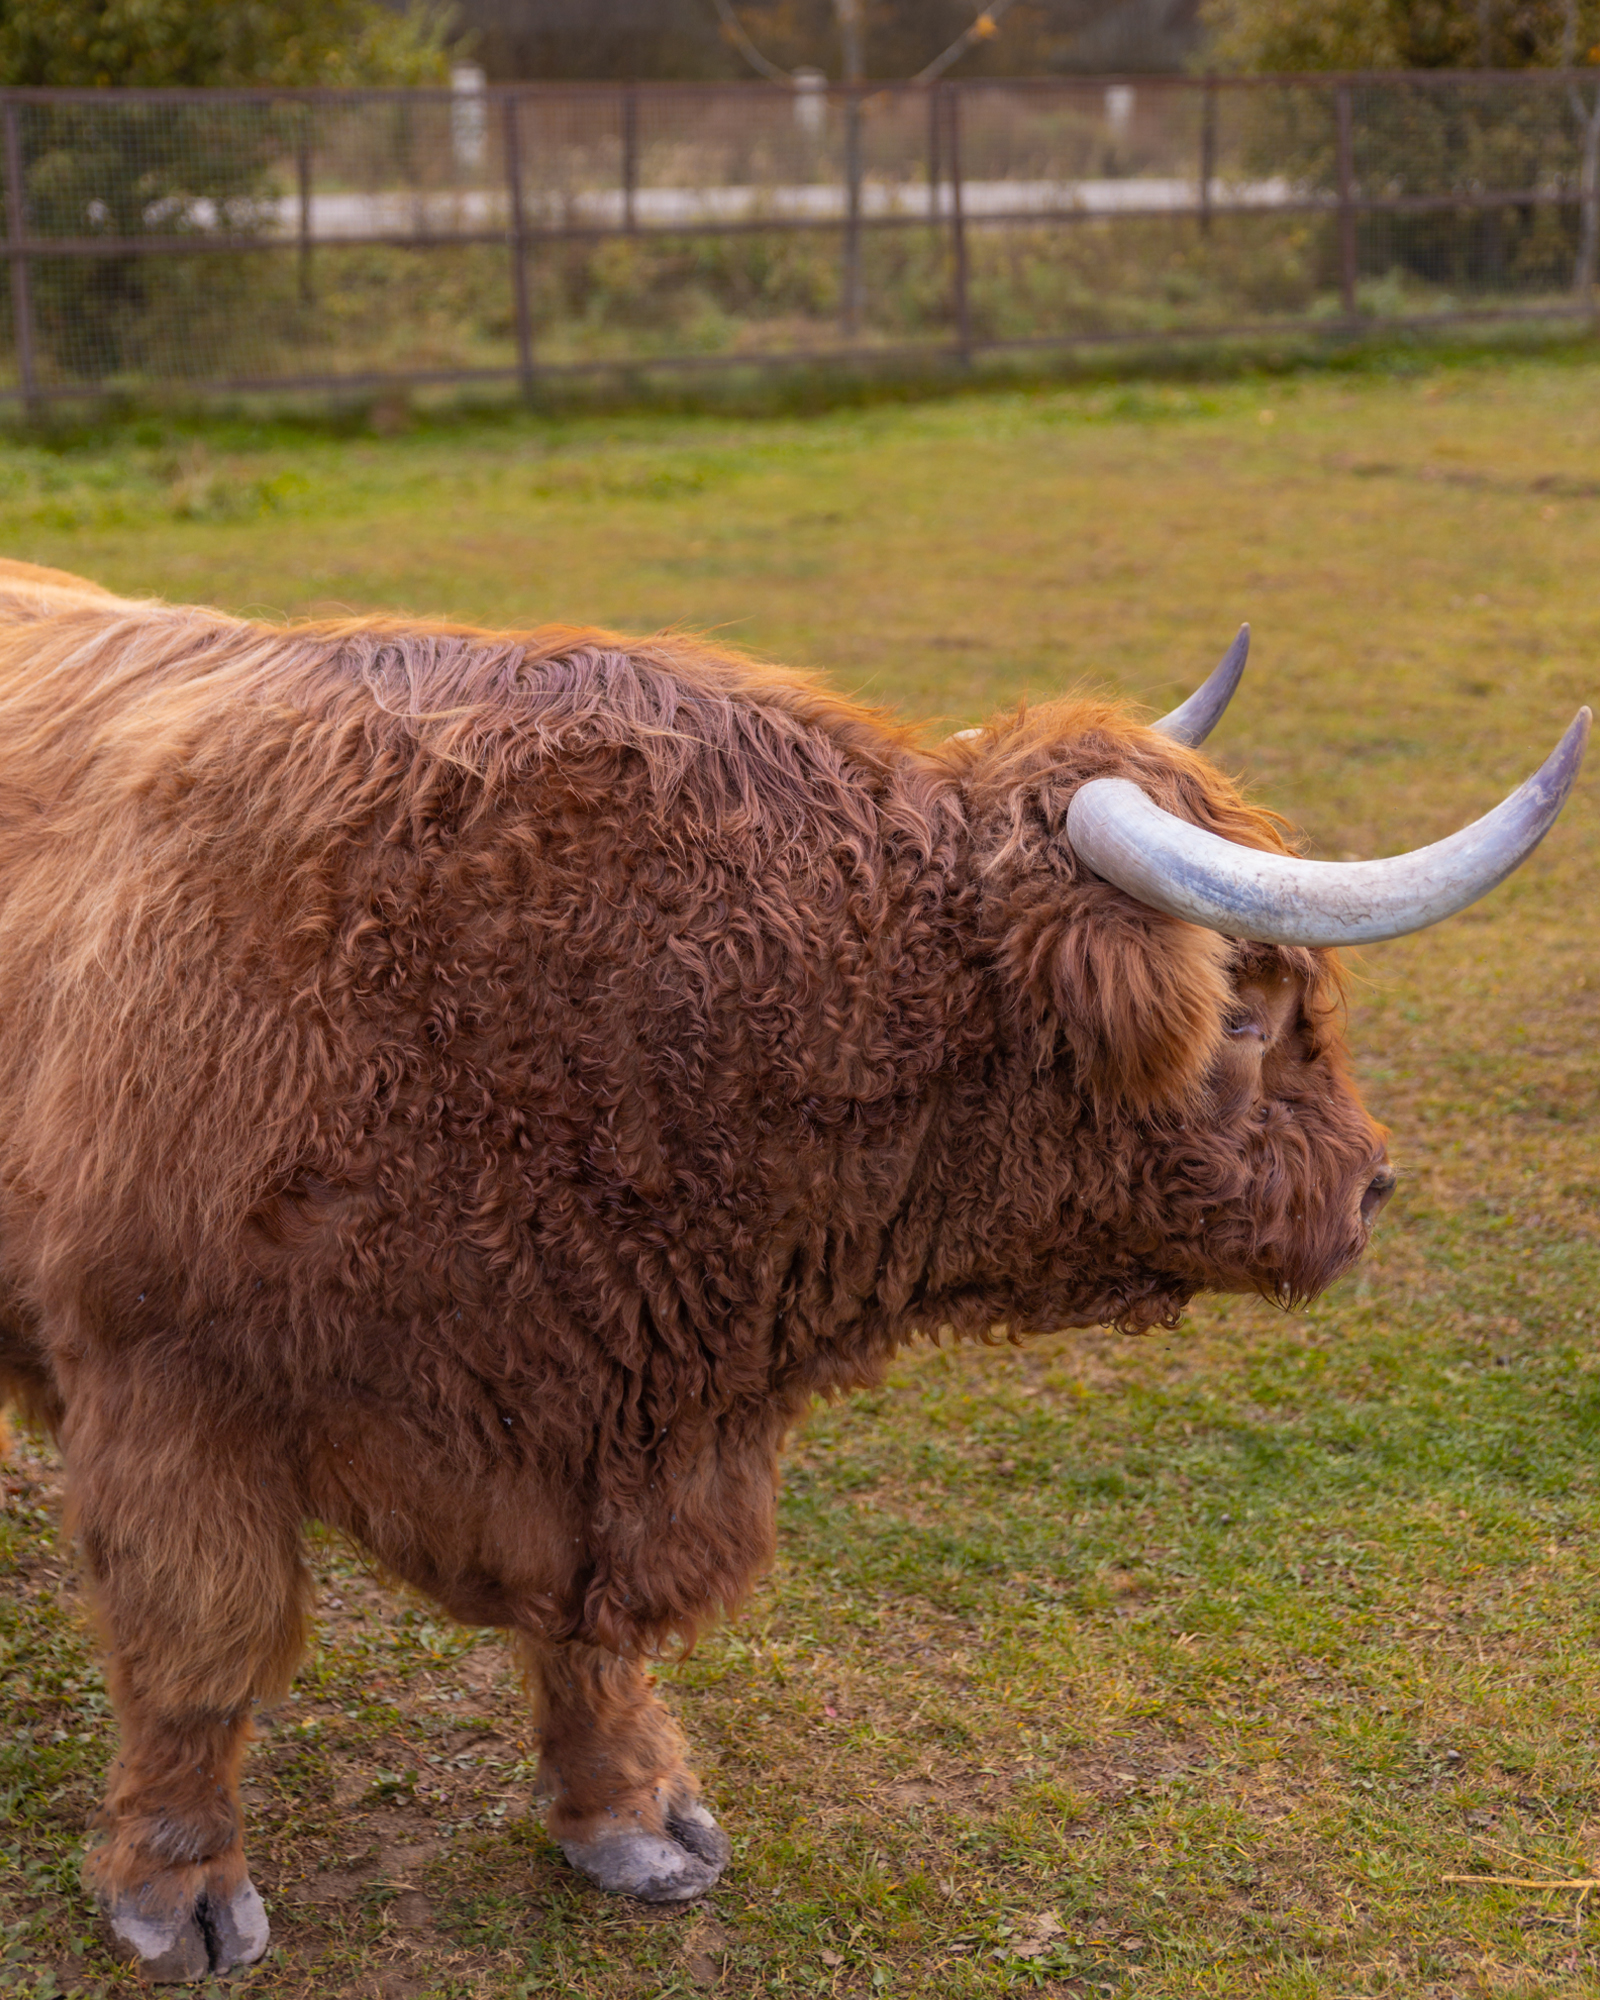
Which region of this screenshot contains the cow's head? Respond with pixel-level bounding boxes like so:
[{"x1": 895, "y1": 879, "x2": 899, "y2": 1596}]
[{"x1": 950, "y1": 632, "x2": 1587, "y2": 1333}]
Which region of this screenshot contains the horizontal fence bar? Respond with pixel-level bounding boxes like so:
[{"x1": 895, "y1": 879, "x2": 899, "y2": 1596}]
[
  {"x1": 0, "y1": 302, "x2": 1586, "y2": 405},
  {"x1": 2, "y1": 188, "x2": 1588, "y2": 260},
  {"x1": 0, "y1": 69, "x2": 1596, "y2": 104}
]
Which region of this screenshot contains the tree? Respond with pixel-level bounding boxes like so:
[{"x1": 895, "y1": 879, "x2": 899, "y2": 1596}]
[
  {"x1": 0, "y1": 2, "x2": 454, "y2": 380},
  {"x1": 1201, "y1": 0, "x2": 1600, "y2": 302},
  {"x1": 0, "y1": 0, "x2": 453, "y2": 89},
  {"x1": 1200, "y1": 0, "x2": 1600, "y2": 73}
]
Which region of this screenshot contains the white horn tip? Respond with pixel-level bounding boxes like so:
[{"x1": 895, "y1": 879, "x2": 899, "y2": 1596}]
[{"x1": 1532, "y1": 706, "x2": 1591, "y2": 816}]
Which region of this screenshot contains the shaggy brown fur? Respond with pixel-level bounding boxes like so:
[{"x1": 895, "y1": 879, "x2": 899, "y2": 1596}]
[{"x1": 0, "y1": 562, "x2": 1386, "y2": 1970}]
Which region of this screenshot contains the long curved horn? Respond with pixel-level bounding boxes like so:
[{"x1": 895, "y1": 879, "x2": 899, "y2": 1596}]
[
  {"x1": 1066, "y1": 708, "x2": 1590, "y2": 947},
  {"x1": 1151, "y1": 625, "x2": 1249, "y2": 746}
]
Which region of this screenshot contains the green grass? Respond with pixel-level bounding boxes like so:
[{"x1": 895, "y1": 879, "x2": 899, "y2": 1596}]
[{"x1": 3, "y1": 343, "x2": 1600, "y2": 1998}]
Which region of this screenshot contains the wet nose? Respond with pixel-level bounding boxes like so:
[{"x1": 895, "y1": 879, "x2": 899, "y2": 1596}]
[{"x1": 1361, "y1": 1164, "x2": 1398, "y2": 1226}]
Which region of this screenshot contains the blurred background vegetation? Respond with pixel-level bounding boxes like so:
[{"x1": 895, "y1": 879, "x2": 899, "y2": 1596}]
[
  {"x1": 435, "y1": 0, "x2": 1600, "y2": 85},
  {"x1": 6, "y1": 0, "x2": 1598, "y2": 92},
  {"x1": 0, "y1": 0, "x2": 454, "y2": 88},
  {"x1": 1204, "y1": 0, "x2": 1600, "y2": 74},
  {"x1": 0, "y1": 5, "x2": 1595, "y2": 438}
]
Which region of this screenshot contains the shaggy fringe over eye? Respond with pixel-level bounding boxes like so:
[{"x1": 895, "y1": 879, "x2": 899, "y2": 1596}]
[
  {"x1": 960, "y1": 697, "x2": 1310, "y2": 1113},
  {"x1": 1004, "y1": 891, "x2": 1233, "y2": 1111}
]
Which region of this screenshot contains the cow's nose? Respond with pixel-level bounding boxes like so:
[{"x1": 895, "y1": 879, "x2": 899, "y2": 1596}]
[{"x1": 1361, "y1": 1164, "x2": 1398, "y2": 1226}]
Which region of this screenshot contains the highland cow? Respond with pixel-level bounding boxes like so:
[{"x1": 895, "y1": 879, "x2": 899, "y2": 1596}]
[{"x1": 0, "y1": 560, "x2": 1586, "y2": 1980}]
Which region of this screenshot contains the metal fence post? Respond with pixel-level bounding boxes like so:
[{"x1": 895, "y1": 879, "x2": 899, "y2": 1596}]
[
  {"x1": 842, "y1": 90, "x2": 864, "y2": 337},
  {"x1": 502, "y1": 93, "x2": 536, "y2": 401},
  {"x1": 926, "y1": 81, "x2": 942, "y2": 218},
  {"x1": 1334, "y1": 80, "x2": 1359, "y2": 318},
  {"x1": 622, "y1": 83, "x2": 639, "y2": 233},
  {"x1": 945, "y1": 84, "x2": 971, "y2": 363},
  {"x1": 3, "y1": 100, "x2": 37, "y2": 418},
  {"x1": 296, "y1": 123, "x2": 315, "y2": 306},
  {"x1": 1199, "y1": 75, "x2": 1217, "y2": 236},
  {"x1": 1574, "y1": 83, "x2": 1600, "y2": 301}
]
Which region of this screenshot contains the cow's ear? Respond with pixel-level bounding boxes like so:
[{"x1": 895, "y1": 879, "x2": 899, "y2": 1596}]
[{"x1": 1004, "y1": 883, "x2": 1232, "y2": 1110}]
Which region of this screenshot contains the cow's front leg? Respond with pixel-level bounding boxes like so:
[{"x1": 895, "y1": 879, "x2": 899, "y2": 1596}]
[
  {"x1": 520, "y1": 1635, "x2": 730, "y2": 1902},
  {"x1": 64, "y1": 1387, "x2": 309, "y2": 1982},
  {"x1": 88, "y1": 1705, "x2": 269, "y2": 1983}
]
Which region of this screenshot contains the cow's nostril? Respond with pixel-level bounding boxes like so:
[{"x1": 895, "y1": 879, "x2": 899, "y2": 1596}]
[{"x1": 1361, "y1": 1166, "x2": 1398, "y2": 1226}]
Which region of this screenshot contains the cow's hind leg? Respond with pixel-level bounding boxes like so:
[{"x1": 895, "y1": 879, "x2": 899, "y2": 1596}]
[
  {"x1": 65, "y1": 1389, "x2": 309, "y2": 1982},
  {"x1": 519, "y1": 1635, "x2": 730, "y2": 1903}
]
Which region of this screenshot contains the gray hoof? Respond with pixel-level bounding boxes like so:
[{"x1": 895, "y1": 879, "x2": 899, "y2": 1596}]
[
  {"x1": 667, "y1": 1798, "x2": 732, "y2": 1871},
  {"x1": 106, "y1": 1879, "x2": 269, "y2": 1984},
  {"x1": 201, "y1": 1879, "x2": 270, "y2": 1971},
  {"x1": 562, "y1": 1802, "x2": 730, "y2": 1903},
  {"x1": 107, "y1": 1906, "x2": 209, "y2": 1985}
]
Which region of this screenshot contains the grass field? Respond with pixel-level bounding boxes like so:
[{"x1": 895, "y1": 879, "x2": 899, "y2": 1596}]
[{"x1": 2, "y1": 347, "x2": 1600, "y2": 2000}]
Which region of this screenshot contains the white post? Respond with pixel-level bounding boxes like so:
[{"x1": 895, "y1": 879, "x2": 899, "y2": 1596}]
[
  {"x1": 793, "y1": 66, "x2": 828, "y2": 138},
  {"x1": 451, "y1": 64, "x2": 487, "y2": 175}
]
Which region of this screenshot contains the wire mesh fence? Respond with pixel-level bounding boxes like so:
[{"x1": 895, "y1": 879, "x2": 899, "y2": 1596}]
[{"x1": 1, "y1": 71, "x2": 1597, "y2": 406}]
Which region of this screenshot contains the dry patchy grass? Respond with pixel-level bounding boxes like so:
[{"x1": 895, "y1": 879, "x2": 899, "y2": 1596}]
[{"x1": 3, "y1": 348, "x2": 1600, "y2": 1998}]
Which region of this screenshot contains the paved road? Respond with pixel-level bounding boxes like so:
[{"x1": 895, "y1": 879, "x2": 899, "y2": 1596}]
[{"x1": 244, "y1": 174, "x2": 1295, "y2": 238}]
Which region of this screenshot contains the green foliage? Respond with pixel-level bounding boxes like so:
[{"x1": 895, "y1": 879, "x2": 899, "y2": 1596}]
[
  {"x1": 1202, "y1": 0, "x2": 1600, "y2": 73},
  {"x1": 0, "y1": 7, "x2": 453, "y2": 379},
  {"x1": 0, "y1": 0, "x2": 454, "y2": 90},
  {"x1": 1224, "y1": 77, "x2": 1596, "y2": 297}
]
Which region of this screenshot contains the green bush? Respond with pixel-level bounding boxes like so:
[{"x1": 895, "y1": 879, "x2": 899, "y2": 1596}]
[{"x1": 0, "y1": 0, "x2": 451, "y2": 380}]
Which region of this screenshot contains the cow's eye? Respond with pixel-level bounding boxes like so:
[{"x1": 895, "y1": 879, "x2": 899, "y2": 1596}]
[{"x1": 1226, "y1": 1018, "x2": 1266, "y2": 1042}]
